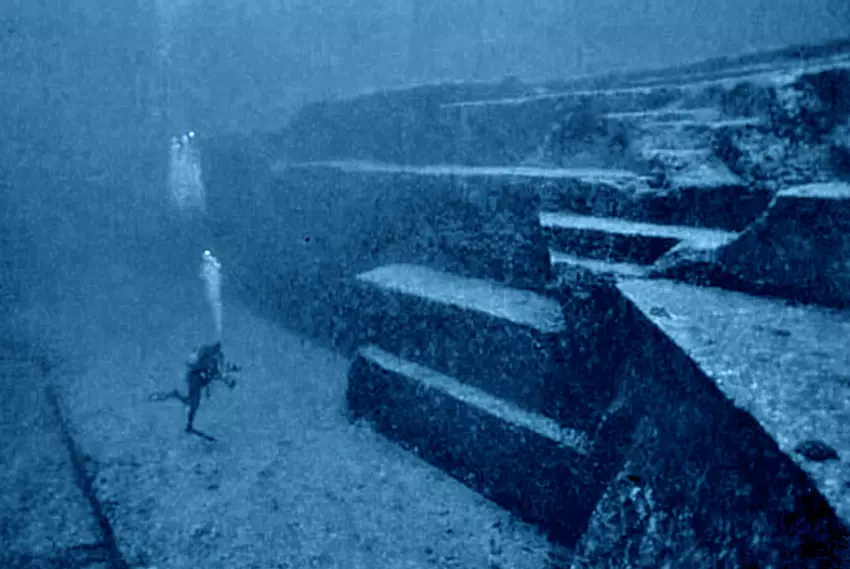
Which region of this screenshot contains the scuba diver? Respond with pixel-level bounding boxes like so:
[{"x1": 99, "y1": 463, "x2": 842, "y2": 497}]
[
  {"x1": 149, "y1": 341, "x2": 240, "y2": 440},
  {"x1": 149, "y1": 249, "x2": 238, "y2": 440}
]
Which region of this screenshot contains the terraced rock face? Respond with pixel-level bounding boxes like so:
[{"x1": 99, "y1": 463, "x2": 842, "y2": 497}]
[
  {"x1": 347, "y1": 344, "x2": 600, "y2": 546},
  {"x1": 277, "y1": 45, "x2": 850, "y2": 193},
  {"x1": 652, "y1": 182, "x2": 850, "y2": 309},
  {"x1": 190, "y1": 39, "x2": 850, "y2": 568}
]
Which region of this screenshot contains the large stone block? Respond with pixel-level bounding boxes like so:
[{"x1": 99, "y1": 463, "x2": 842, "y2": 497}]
[
  {"x1": 537, "y1": 166, "x2": 769, "y2": 231},
  {"x1": 352, "y1": 263, "x2": 630, "y2": 430},
  {"x1": 535, "y1": 168, "x2": 647, "y2": 215},
  {"x1": 346, "y1": 344, "x2": 611, "y2": 546},
  {"x1": 540, "y1": 212, "x2": 734, "y2": 265},
  {"x1": 717, "y1": 182, "x2": 850, "y2": 308},
  {"x1": 635, "y1": 162, "x2": 770, "y2": 231},
  {"x1": 272, "y1": 162, "x2": 553, "y2": 292},
  {"x1": 570, "y1": 278, "x2": 850, "y2": 568}
]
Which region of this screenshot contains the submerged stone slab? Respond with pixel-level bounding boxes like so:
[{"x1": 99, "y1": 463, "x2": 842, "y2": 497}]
[
  {"x1": 605, "y1": 107, "x2": 723, "y2": 123},
  {"x1": 549, "y1": 251, "x2": 649, "y2": 283},
  {"x1": 352, "y1": 264, "x2": 627, "y2": 429},
  {"x1": 571, "y1": 278, "x2": 850, "y2": 568},
  {"x1": 274, "y1": 161, "x2": 553, "y2": 292},
  {"x1": 541, "y1": 213, "x2": 677, "y2": 265},
  {"x1": 535, "y1": 166, "x2": 769, "y2": 231},
  {"x1": 476, "y1": 43, "x2": 850, "y2": 108},
  {"x1": 277, "y1": 80, "x2": 536, "y2": 165},
  {"x1": 717, "y1": 182, "x2": 850, "y2": 308},
  {"x1": 535, "y1": 169, "x2": 649, "y2": 215},
  {"x1": 646, "y1": 239, "x2": 748, "y2": 290},
  {"x1": 540, "y1": 212, "x2": 735, "y2": 265},
  {"x1": 638, "y1": 163, "x2": 771, "y2": 231},
  {"x1": 346, "y1": 344, "x2": 609, "y2": 546},
  {"x1": 635, "y1": 116, "x2": 764, "y2": 155}
]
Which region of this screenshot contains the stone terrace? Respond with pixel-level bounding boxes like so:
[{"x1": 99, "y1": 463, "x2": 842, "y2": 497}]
[{"x1": 196, "y1": 38, "x2": 850, "y2": 567}]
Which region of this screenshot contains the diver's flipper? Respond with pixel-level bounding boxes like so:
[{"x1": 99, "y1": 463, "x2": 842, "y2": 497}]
[{"x1": 186, "y1": 426, "x2": 217, "y2": 442}]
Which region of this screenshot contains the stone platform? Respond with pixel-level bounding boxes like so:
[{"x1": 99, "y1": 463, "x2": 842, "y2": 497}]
[
  {"x1": 569, "y1": 278, "x2": 850, "y2": 567},
  {"x1": 347, "y1": 344, "x2": 602, "y2": 546}
]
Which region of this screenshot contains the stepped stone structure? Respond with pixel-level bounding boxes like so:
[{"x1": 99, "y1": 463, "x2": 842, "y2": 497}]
[{"x1": 203, "y1": 38, "x2": 850, "y2": 567}]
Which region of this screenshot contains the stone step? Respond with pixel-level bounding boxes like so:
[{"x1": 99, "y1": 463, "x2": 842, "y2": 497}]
[
  {"x1": 539, "y1": 212, "x2": 737, "y2": 265},
  {"x1": 529, "y1": 44, "x2": 850, "y2": 105},
  {"x1": 535, "y1": 168, "x2": 648, "y2": 213},
  {"x1": 637, "y1": 117, "x2": 764, "y2": 149},
  {"x1": 639, "y1": 147, "x2": 714, "y2": 171},
  {"x1": 605, "y1": 107, "x2": 723, "y2": 123},
  {"x1": 579, "y1": 278, "x2": 850, "y2": 564},
  {"x1": 538, "y1": 166, "x2": 770, "y2": 231},
  {"x1": 652, "y1": 183, "x2": 850, "y2": 309},
  {"x1": 441, "y1": 75, "x2": 751, "y2": 116},
  {"x1": 443, "y1": 52, "x2": 850, "y2": 113},
  {"x1": 351, "y1": 263, "x2": 623, "y2": 429},
  {"x1": 441, "y1": 83, "x2": 684, "y2": 114},
  {"x1": 642, "y1": 116, "x2": 763, "y2": 131},
  {"x1": 716, "y1": 182, "x2": 850, "y2": 309},
  {"x1": 549, "y1": 250, "x2": 649, "y2": 281},
  {"x1": 346, "y1": 344, "x2": 611, "y2": 546},
  {"x1": 628, "y1": 122, "x2": 762, "y2": 161}
]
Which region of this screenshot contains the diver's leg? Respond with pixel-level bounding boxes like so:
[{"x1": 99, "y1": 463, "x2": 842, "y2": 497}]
[
  {"x1": 148, "y1": 388, "x2": 188, "y2": 404},
  {"x1": 186, "y1": 380, "x2": 201, "y2": 432}
]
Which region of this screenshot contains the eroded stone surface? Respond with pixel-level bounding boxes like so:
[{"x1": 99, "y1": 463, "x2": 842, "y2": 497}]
[
  {"x1": 0, "y1": 340, "x2": 103, "y2": 566},
  {"x1": 717, "y1": 182, "x2": 850, "y2": 308},
  {"x1": 353, "y1": 264, "x2": 619, "y2": 429},
  {"x1": 357, "y1": 264, "x2": 566, "y2": 333},
  {"x1": 274, "y1": 162, "x2": 553, "y2": 291},
  {"x1": 619, "y1": 278, "x2": 850, "y2": 523},
  {"x1": 347, "y1": 345, "x2": 604, "y2": 546},
  {"x1": 569, "y1": 278, "x2": 850, "y2": 568}
]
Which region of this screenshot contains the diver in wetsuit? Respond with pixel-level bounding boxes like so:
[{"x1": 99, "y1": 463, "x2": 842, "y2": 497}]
[{"x1": 150, "y1": 341, "x2": 240, "y2": 437}]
